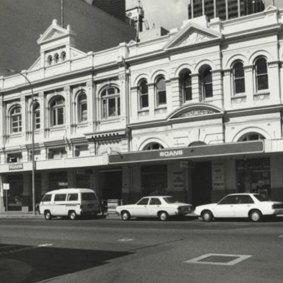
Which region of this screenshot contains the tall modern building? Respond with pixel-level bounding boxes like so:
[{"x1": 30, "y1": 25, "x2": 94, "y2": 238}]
[{"x1": 188, "y1": 0, "x2": 265, "y2": 21}]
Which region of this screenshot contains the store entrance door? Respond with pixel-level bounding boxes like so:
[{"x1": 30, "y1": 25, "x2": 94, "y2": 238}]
[
  {"x1": 191, "y1": 162, "x2": 212, "y2": 206},
  {"x1": 100, "y1": 170, "x2": 122, "y2": 200}
]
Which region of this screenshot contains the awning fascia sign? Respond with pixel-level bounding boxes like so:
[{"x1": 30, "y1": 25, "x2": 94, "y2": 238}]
[{"x1": 109, "y1": 141, "x2": 264, "y2": 164}]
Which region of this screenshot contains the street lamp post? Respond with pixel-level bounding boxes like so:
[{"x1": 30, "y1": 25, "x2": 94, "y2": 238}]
[{"x1": 7, "y1": 69, "x2": 36, "y2": 215}]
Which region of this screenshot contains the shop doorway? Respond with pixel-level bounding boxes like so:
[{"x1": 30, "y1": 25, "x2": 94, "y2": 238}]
[
  {"x1": 141, "y1": 164, "x2": 167, "y2": 196},
  {"x1": 99, "y1": 169, "x2": 122, "y2": 199},
  {"x1": 191, "y1": 162, "x2": 212, "y2": 206},
  {"x1": 6, "y1": 175, "x2": 23, "y2": 211}
]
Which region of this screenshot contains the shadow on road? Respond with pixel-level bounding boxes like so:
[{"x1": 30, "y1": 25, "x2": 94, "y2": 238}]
[{"x1": 0, "y1": 243, "x2": 132, "y2": 283}]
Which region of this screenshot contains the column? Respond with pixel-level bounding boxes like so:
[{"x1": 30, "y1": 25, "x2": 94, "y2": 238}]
[
  {"x1": 148, "y1": 83, "x2": 155, "y2": 118},
  {"x1": 86, "y1": 80, "x2": 96, "y2": 131},
  {"x1": 68, "y1": 170, "x2": 76, "y2": 187},
  {"x1": 64, "y1": 86, "x2": 71, "y2": 136},
  {"x1": 23, "y1": 174, "x2": 31, "y2": 210},
  {"x1": 223, "y1": 69, "x2": 232, "y2": 109},
  {"x1": 0, "y1": 175, "x2": 6, "y2": 213},
  {"x1": 21, "y1": 94, "x2": 26, "y2": 140},
  {"x1": 244, "y1": 65, "x2": 254, "y2": 106},
  {"x1": 170, "y1": 77, "x2": 181, "y2": 109},
  {"x1": 0, "y1": 96, "x2": 4, "y2": 147},
  {"x1": 191, "y1": 73, "x2": 200, "y2": 103},
  {"x1": 268, "y1": 61, "x2": 280, "y2": 104},
  {"x1": 212, "y1": 69, "x2": 223, "y2": 109},
  {"x1": 130, "y1": 86, "x2": 138, "y2": 123}
]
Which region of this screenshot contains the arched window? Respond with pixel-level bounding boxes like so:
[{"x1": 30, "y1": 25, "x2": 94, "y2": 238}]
[
  {"x1": 155, "y1": 76, "x2": 166, "y2": 106},
  {"x1": 239, "y1": 132, "x2": 265, "y2": 142},
  {"x1": 255, "y1": 57, "x2": 268, "y2": 91},
  {"x1": 54, "y1": 53, "x2": 59, "y2": 63},
  {"x1": 179, "y1": 69, "x2": 192, "y2": 102},
  {"x1": 143, "y1": 142, "x2": 164, "y2": 150},
  {"x1": 101, "y1": 86, "x2": 120, "y2": 119},
  {"x1": 61, "y1": 51, "x2": 66, "y2": 61},
  {"x1": 50, "y1": 96, "x2": 65, "y2": 126},
  {"x1": 33, "y1": 102, "x2": 40, "y2": 129},
  {"x1": 199, "y1": 65, "x2": 213, "y2": 99},
  {"x1": 10, "y1": 105, "x2": 22, "y2": 133},
  {"x1": 47, "y1": 55, "x2": 53, "y2": 65},
  {"x1": 77, "y1": 90, "x2": 87, "y2": 122},
  {"x1": 232, "y1": 61, "x2": 245, "y2": 94},
  {"x1": 138, "y1": 79, "x2": 149, "y2": 109}
]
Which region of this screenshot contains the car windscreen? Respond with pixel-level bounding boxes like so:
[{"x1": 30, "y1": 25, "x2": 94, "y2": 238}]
[
  {"x1": 163, "y1": 197, "x2": 177, "y2": 204},
  {"x1": 81, "y1": 192, "x2": 96, "y2": 201},
  {"x1": 41, "y1": 194, "x2": 52, "y2": 202}
]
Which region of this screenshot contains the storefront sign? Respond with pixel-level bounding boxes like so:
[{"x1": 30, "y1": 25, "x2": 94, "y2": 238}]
[
  {"x1": 9, "y1": 163, "x2": 23, "y2": 170},
  {"x1": 160, "y1": 150, "x2": 183, "y2": 158},
  {"x1": 212, "y1": 161, "x2": 225, "y2": 191},
  {"x1": 109, "y1": 141, "x2": 264, "y2": 164}
]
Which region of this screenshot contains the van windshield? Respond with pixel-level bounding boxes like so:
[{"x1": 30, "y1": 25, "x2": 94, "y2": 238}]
[{"x1": 81, "y1": 192, "x2": 96, "y2": 201}]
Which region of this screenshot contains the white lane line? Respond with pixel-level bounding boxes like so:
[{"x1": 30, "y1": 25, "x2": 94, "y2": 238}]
[
  {"x1": 279, "y1": 235, "x2": 283, "y2": 238},
  {"x1": 38, "y1": 243, "x2": 53, "y2": 247},
  {"x1": 185, "y1": 253, "x2": 252, "y2": 266},
  {"x1": 118, "y1": 238, "x2": 134, "y2": 242}
]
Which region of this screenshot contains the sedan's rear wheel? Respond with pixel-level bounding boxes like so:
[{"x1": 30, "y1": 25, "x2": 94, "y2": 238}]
[
  {"x1": 249, "y1": 210, "x2": 262, "y2": 222},
  {"x1": 201, "y1": 210, "x2": 213, "y2": 222},
  {"x1": 158, "y1": 211, "x2": 168, "y2": 221},
  {"x1": 121, "y1": 211, "x2": 130, "y2": 221}
]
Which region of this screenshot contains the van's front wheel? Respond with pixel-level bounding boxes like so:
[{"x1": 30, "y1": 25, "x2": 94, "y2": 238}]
[
  {"x1": 69, "y1": 211, "x2": 77, "y2": 220},
  {"x1": 44, "y1": 210, "x2": 52, "y2": 220}
]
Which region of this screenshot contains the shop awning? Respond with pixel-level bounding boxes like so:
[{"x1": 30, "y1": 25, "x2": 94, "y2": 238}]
[{"x1": 109, "y1": 141, "x2": 264, "y2": 164}]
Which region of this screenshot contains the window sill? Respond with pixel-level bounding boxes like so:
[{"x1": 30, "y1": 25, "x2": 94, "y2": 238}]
[
  {"x1": 100, "y1": 116, "x2": 121, "y2": 124},
  {"x1": 253, "y1": 92, "x2": 270, "y2": 101},
  {"x1": 49, "y1": 125, "x2": 66, "y2": 131}
]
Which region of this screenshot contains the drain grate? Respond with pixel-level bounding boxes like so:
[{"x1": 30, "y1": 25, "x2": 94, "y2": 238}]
[{"x1": 185, "y1": 253, "x2": 252, "y2": 266}]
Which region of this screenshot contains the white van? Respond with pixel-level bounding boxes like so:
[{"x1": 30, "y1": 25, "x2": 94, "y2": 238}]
[{"x1": 39, "y1": 188, "x2": 100, "y2": 220}]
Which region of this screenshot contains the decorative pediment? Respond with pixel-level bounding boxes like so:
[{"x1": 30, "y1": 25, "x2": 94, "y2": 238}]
[
  {"x1": 168, "y1": 104, "x2": 223, "y2": 119},
  {"x1": 164, "y1": 22, "x2": 222, "y2": 50},
  {"x1": 37, "y1": 19, "x2": 75, "y2": 45}
]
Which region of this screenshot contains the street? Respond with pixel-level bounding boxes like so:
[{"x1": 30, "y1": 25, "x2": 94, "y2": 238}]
[{"x1": 0, "y1": 216, "x2": 283, "y2": 283}]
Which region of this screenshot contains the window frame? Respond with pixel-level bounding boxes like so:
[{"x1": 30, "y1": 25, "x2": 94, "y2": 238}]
[
  {"x1": 10, "y1": 105, "x2": 22, "y2": 134},
  {"x1": 199, "y1": 65, "x2": 213, "y2": 99},
  {"x1": 77, "y1": 90, "x2": 88, "y2": 123},
  {"x1": 138, "y1": 79, "x2": 149, "y2": 110},
  {"x1": 101, "y1": 86, "x2": 120, "y2": 119},
  {"x1": 255, "y1": 57, "x2": 269, "y2": 92},
  {"x1": 155, "y1": 76, "x2": 167, "y2": 107},
  {"x1": 232, "y1": 61, "x2": 245, "y2": 95},
  {"x1": 50, "y1": 96, "x2": 65, "y2": 127},
  {"x1": 180, "y1": 70, "x2": 192, "y2": 102}
]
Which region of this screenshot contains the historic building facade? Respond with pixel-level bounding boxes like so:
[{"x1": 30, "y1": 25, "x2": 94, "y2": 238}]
[{"x1": 1, "y1": 5, "x2": 283, "y2": 211}]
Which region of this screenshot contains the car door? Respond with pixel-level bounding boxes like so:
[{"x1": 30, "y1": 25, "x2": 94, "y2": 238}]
[
  {"x1": 233, "y1": 195, "x2": 254, "y2": 218},
  {"x1": 131, "y1": 197, "x2": 149, "y2": 217},
  {"x1": 214, "y1": 195, "x2": 238, "y2": 218},
  {"x1": 52, "y1": 193, "x2": 67, "y2": 216},
  {"x1": 147, "y1": 197, "x2": 162, "y2": 217}
]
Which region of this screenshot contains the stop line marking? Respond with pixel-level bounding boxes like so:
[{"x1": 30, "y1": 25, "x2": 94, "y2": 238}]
[
  {"x1": 0, "y1": 243, "x2": 53, "y2": 256},
  {"x1": 279, "y1": 235, "x2": 283, "y2": 238},
  {"x1": 118, "y1": 238, "x2": 134, "y2": 242}
]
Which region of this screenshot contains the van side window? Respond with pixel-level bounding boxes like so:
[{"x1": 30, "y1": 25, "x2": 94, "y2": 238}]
[
  {"x1": 42, "y1": 194, "x2": 52, "y2": 202},
  {"x1": 81, "y1": 193, "x2": 96, "y2": 201},
  {"x1": 68, "y1": 193, "x2": 78, "y2": 201},
  {"x1": 54, "y1": 194, "x2": 67, "y2": 201}
]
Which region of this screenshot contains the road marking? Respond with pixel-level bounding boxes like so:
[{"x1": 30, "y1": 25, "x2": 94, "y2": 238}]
[
  {"x1": 185, "y1": 253, "x2": 252, "y2": 266},
  {"x1": 38, "y1": 243, "x2": 53, "y2": 247},
  {"x1": 279, "y1": 235, "x2": 283, "y2": 238},
  {"x1": 118, "y1": 238, "x2": 134, "y2": 242}
]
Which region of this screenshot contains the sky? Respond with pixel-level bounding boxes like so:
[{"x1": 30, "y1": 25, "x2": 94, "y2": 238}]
[{"x1": 126, "y1": 0, "x2": 190, "y2": 30}]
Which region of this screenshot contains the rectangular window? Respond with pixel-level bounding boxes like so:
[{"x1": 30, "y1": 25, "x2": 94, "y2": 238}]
[
  {"x1": 158, "y1": 91, "x2": 167, "y2": 105},
  {"x1": 257, "y1": 75, "x2": 268, "y2": 91},
  {"x1": 54, "y1": 194, "x2": 67, "y2": 202}
]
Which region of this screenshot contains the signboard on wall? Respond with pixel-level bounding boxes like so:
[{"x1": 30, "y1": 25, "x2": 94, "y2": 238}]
[{"x1": 212, "y1": 161, "x2": 225, "y2": 191}]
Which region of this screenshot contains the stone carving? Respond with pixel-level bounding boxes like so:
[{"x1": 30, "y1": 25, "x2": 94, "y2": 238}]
[{"x1": 178, "y1": 109, "x2": 216, "y2": 118}]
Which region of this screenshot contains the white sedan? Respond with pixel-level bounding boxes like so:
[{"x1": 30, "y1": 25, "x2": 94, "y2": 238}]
[
  {"x1": 116, "y1": 196, "x2": 193, "y2": 221},
  {"x1": 194, "y1": 193, "x2": 283, "y2": 222}
]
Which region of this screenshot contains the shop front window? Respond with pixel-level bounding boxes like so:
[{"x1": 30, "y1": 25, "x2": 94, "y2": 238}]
[{"x1": 236, "y1": 158, "x2": 270, "y2": 198}]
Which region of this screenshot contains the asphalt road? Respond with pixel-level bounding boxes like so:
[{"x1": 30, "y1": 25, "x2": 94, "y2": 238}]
[{"x1": 0, "y1": 216, "x2": 283, "y2": 283}]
